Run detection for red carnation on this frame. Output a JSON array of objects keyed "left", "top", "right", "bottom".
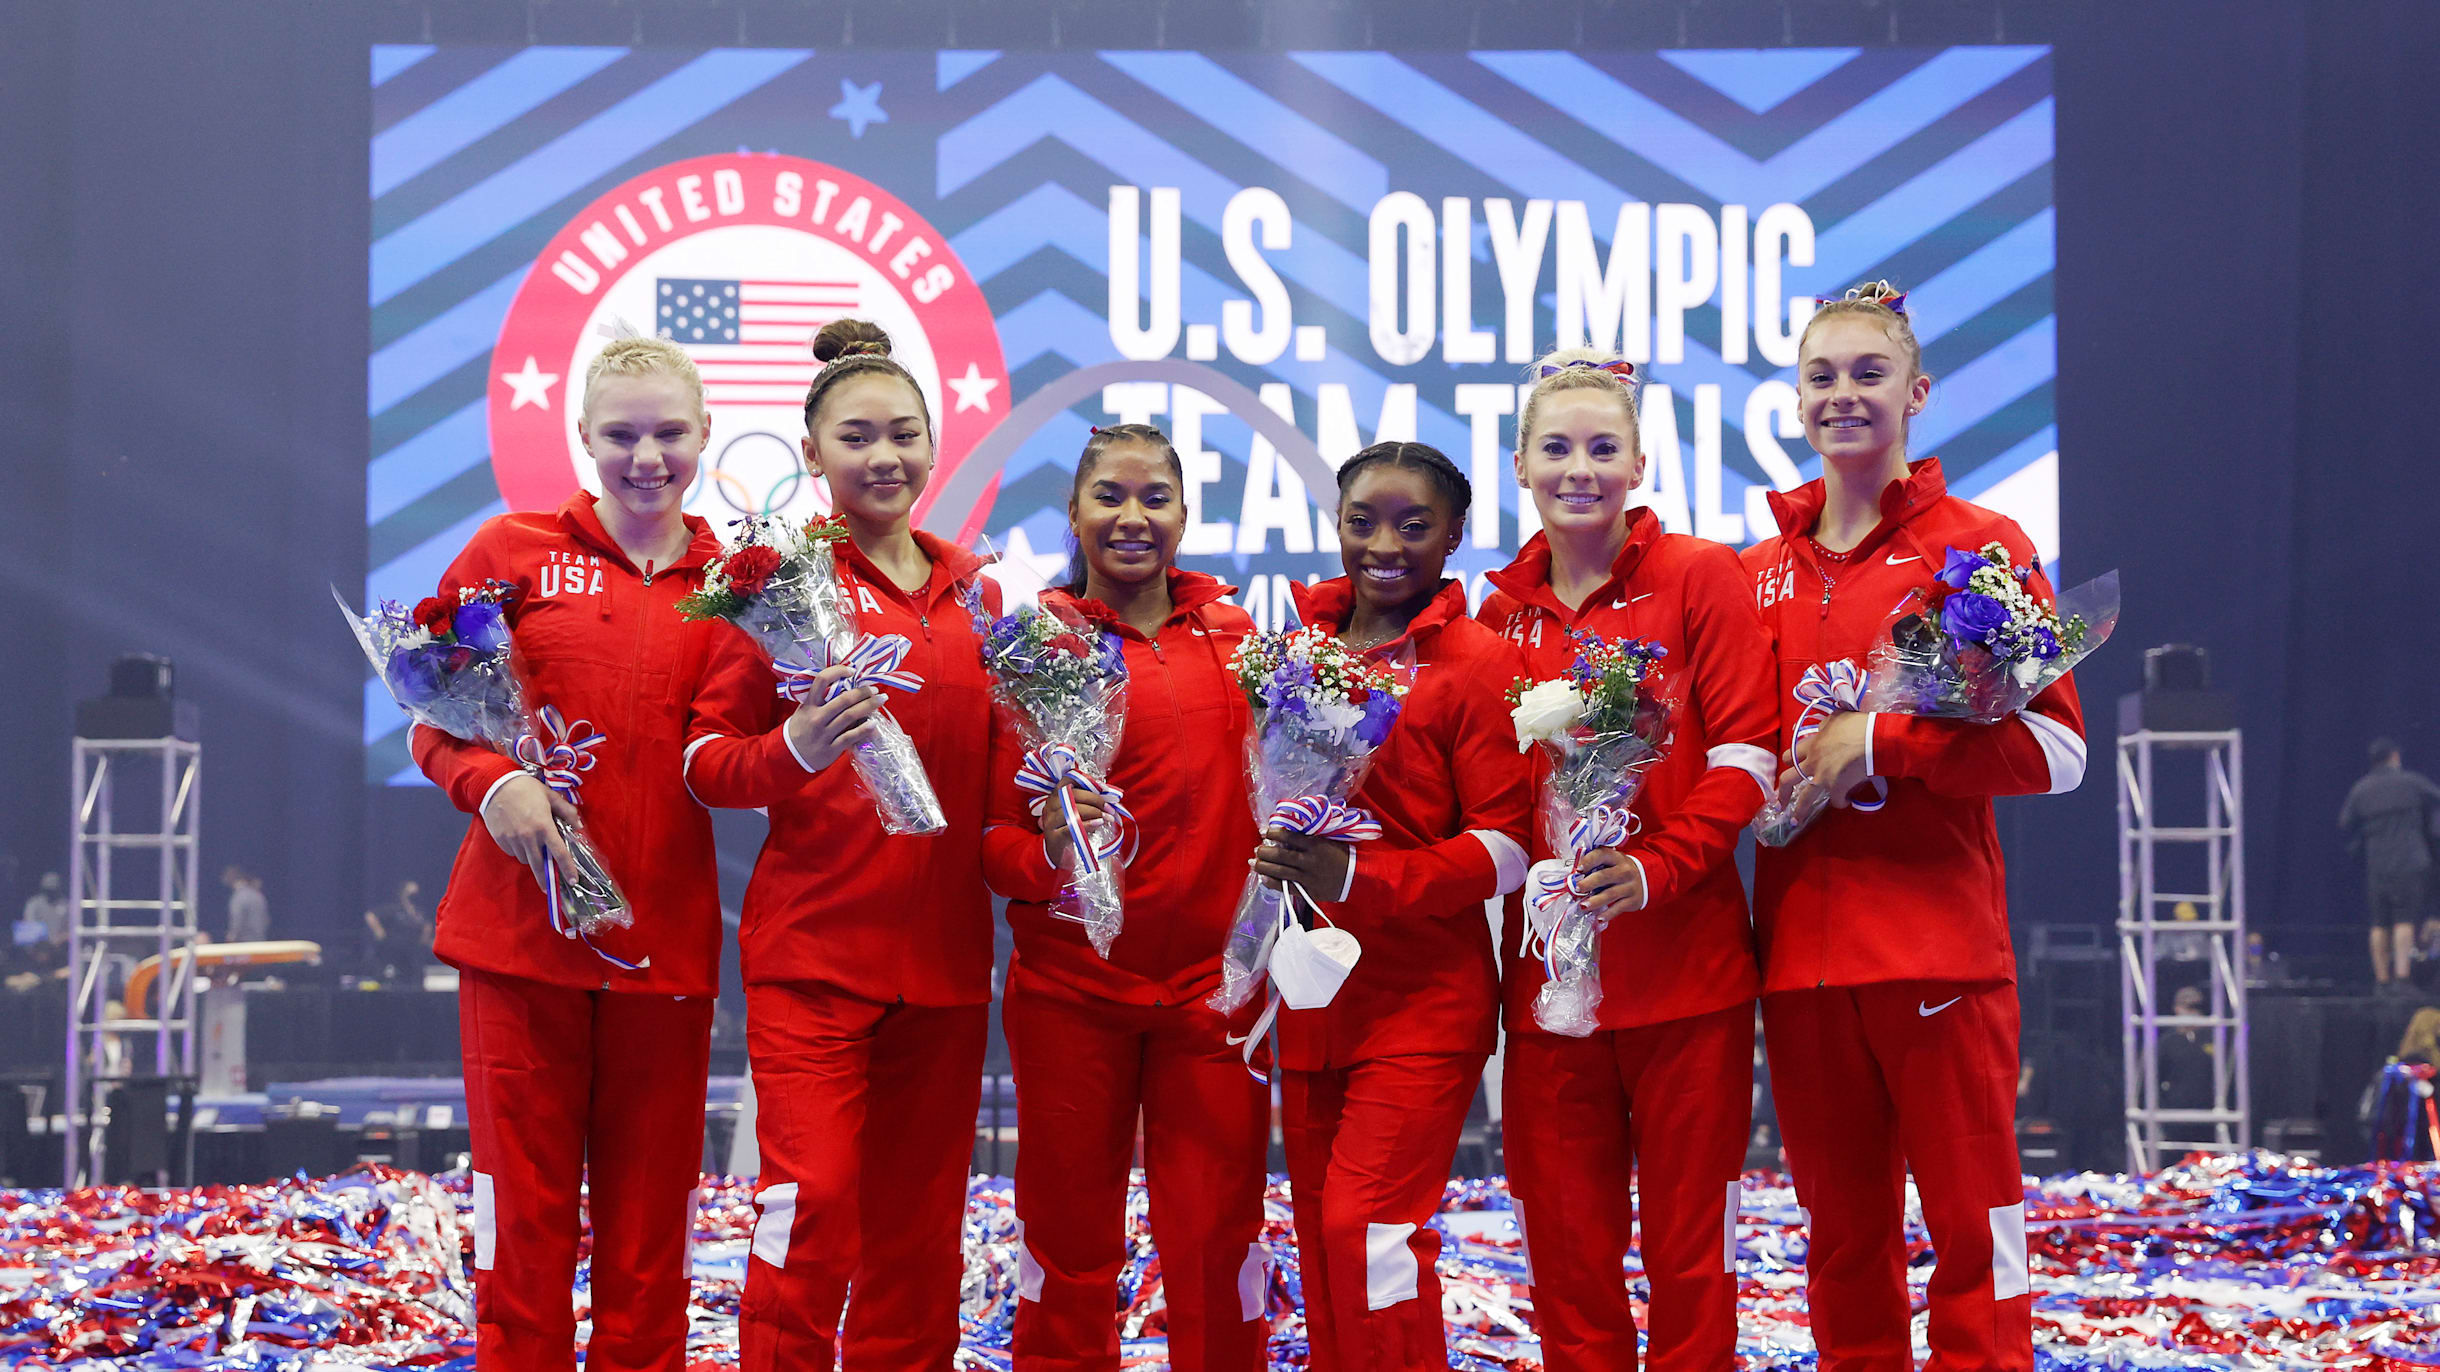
[
  {"left": 1047, "top": 633, "right": 1091, "bottom": 657},
  {"left": 412, "top": 595, "right": 455, "bottom": 638},
  {"left": 723, "top": 545, "right": 784, "bottom": 596}
]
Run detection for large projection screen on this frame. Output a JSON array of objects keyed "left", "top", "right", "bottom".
[{"left": 367, "top": 45, "right": 2055, "bottom": 782}]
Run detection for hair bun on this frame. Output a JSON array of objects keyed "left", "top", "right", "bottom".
[{"left": 811, "top": 318, "right": 893, "bottom": 365}]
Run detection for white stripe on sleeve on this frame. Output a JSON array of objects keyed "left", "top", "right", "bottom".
[
  {"left": 1469, "top": 829, "right": 1530, "bottom": 896},
  {"left": 2017, "top": 710, "right": 2087, "bottom": 794},
  {"left": 681, "top": 734, "right": 723, "bottom": 807},
  {"left": 1706, "top": 742, "right": 1777, "bottom": 797}
]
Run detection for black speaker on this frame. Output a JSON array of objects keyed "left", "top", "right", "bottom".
[
  {"left": 109, "top": 654, "right": 175, "bottom": 699},
  {"left": 2143, "top": 644, "right": 2209, "bottom": 691},
  {"left": 104, "top": 1076, "right": 175, "bottom": 1185},
  {"left": 263, "top": 1101, "right": 345, "bottom": 1180}
]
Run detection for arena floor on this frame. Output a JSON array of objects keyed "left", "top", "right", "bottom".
[{"left": 3, "top": 1154, "right": 2434, "bottom": 1368}]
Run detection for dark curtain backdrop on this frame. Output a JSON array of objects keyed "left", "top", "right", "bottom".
[{"left": 1, "top": 1, "right": 2432, "bottom": 946}]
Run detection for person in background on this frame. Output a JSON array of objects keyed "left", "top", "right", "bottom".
[
  {"left": 18, "top": 872, "right": 67, "bottom": 949},
  {"left": 361, "top": 880, "right": 431, "bottom": 979},
  {"left": 2156, "top": 984, "right": 2216, "bottom": 1111},
  {"left": 221, "top": 866, "right": 268, "bottom": 944},
  {"left": 2341, "top": 737, "right": 2440, "bottom": 991}
]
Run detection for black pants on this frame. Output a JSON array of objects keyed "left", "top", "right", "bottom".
[{"left": 2370, "top": 869, "right": 2429, "bottom": 925}]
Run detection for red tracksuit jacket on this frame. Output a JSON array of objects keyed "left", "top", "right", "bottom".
[
  {"left": 1274, "top": 578, "right": 1533, "bottom": 1071},
  {"left": 684, "top": 531, "right": 1003, "bottom": 1004},
  {"left": 1740, "top": 459, "right": 2088, "bottom": 992},
  {"left": 411, "top": 492, "right": 729, "bottom": 996},
  {"left": 1478, "top": 513, "right": 1779, "bottom": 1032},
  {"left": 981, "top": 570, "right": 1259, "bottom": 1007}
]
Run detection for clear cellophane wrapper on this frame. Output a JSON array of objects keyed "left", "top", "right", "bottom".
[
  {"left": 982, "top": 601, "right": 1130, "bottom": 956},
  {"left": 1208, "top": 722, "right": 1385, "bottom": 1015},
  {"left": 1752, "top": 569, "right": 2121, "bottom": 847},
  {"left": 1529, "top": 725, "right": 1663, "bottom": 1037},
  {"left": 732, "top": 546, "right": 947, "bottom": 836},
  {"left": 337, "top": 592, "right": 629, "bottom": 938}
]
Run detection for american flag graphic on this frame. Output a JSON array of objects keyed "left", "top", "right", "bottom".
[{"left": 655, "top": 276, "right": 858, "bottom": 407}]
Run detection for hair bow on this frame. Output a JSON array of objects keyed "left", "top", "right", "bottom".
[
  {"left": 1538, "top": 358, "right": 1639, "bottom": 380},
  {"left": 1813, "top": 281, "right": 1909, "bottom": 317}
]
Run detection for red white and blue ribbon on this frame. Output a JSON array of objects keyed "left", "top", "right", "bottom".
[
  {"left": 513, "top": 704, "right": 601, "bottom": 800},
  {"left": 510, "top": 706, "right": 640, "bottom": 970},
  {"left": 771, "top": 632, "right": 925, "bottom": 704},
  {"left": 1264, "top": 795, "right": 1383, "bottom": 843},
  {"left": 1017, "top": 742, "right": 1137, "bottom": 877},
  {"left": 1233, "top": 796, "right": 1385, "bottom": 1084},
  {"left": 1525, "top": 805, "right": 1636, "bottom": 971},
  {"left": 1790, "top": 659, "right": 1886, "bottom": 813}
]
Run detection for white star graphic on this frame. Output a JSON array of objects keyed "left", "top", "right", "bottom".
[
  {"left": 947, "top": 362, "right": 999, "bottom": 414},
  {"left": 979, "top": 524, "right": 1072, "bottom": 605},
  {"left": 501, "top": 355, "right": 560, "bottom": 411}
]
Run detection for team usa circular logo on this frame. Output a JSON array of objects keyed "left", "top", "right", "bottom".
[{"left": 489, "top": 153, "right": 1009, "bottom": 535}]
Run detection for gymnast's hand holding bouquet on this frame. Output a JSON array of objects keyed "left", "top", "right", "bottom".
[
  {"left": 341, "top": 582, "right": 631, "bottom": 951},
  {"left": 1207, "top": 627, "right": 1409, "bottom": 1017},
  {"left": 677, "top": 512, "right": 946, "bottom": 834},
  {"left": 968, "top": 585, "right": 1132, "bottom": 956},
  {"left": 1508, "top": 633, "right": 1675, "bottom": 1036},
  {"left": 1752, "top": 542, "right": 2118, "bottom": 845}
]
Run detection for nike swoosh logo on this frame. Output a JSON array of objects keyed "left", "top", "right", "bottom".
[
  {"left": 1608, "top": 593, "right": 1656, "bottom": 609},
  {"left": 1886, "top": 555, "right": 1921, "bottom": 566},
  {"left": 1918, "top": 996, "right": 1962, "bottom": 1017}
]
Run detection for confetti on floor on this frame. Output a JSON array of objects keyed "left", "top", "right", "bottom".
[{"left": 4, "top": 1154, "right": 2437, "bottom": 1368}]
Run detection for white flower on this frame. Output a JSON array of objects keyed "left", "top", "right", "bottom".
[
  {"left": 1310, "top": 699, "right": 1364, "bottom": 737},
  {"left": 1510, "top": 679, "right": 1587, "bottom": 751}
]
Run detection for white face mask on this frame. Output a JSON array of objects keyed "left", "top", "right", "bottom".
[{"left": 1270, "top": 919, "right": 1362, "bottom": 1010}]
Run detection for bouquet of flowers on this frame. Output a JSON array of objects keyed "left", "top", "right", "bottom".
[
  {"left": 968, "top": 588, "right": 1133, "bottom": 957},
  {"left": 1209, "top": 628, "right": 1409, "bottom": 1016},
  {"left": 1508, "top": 632, "right": 1674, "bottom": 1036},
  {"left": 336, "top": 582, "right": 631, "bottom": 945},
  {"left": 1753, "top": 545, "right": 2120, "bottom": 846},
  {"left": 677, "top": 515, "right": 946, "bottom": 835}
]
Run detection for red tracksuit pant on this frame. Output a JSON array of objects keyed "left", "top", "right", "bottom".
[
  {"left": 739, "top": 981, "right": 988, "bottom": 1370},
  {"left": 1002, "top": 962, "right": 1272, "bottom": 1371},
  {"left": 457, "top": 968, "right": 715, "bottom": 1372},
  {"left": 1500, "top": 1002, "right": 1753, "bottom": 1372},
  {"left": 1280, "top": 1053, "right": 1484, "bottom": 1372},
  {"left": 1762, "top": 982, "right": 2031, "bottom": 1372}
]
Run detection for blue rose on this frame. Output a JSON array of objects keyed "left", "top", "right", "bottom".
[
  {"left": 1940, "top": 591, "right": 2011, "bottom": 646},
  {"left": 1356, "top": 691, "right": 1401, "bottom": 747},
  {"left": 386, "top": 646, "right": 449, "bottom": 706},
  {"left": 452, "top": 600, "right": 510, "bottom": 655},
  {"left": 1937, "top": 547, "right": 1986, "bottom": 591}
]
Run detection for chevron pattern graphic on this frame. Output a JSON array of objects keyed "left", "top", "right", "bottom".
[{"left": 367, "top": 44, "right": 2053, "bottom": 782}]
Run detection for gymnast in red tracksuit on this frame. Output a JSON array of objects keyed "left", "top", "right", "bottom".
[
  {"left": 1475, "top": 349, "right": 1779, "bottom": 1372},
  {"left": 682, "top": 320, "right": 1004, "bottom": 1370},
  {"left": 413, "top": 336, "right": 729, "bottom": 1372},
  {"left": 1740, "top": 283, "right": 2087, "bottom": 1372},
  {"left": 1252, "top": 441, "right": 1532, "bottom": 1372},
  {"left": 980, "top": 423, "right": 1271, "bottom": 1372}
]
